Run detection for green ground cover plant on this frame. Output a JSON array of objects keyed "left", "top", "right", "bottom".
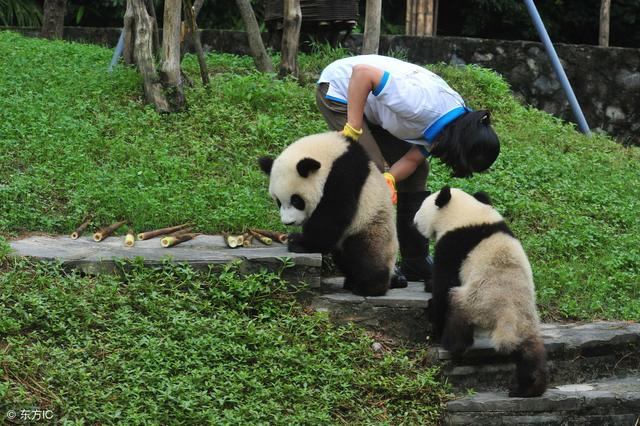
[{"left": 0, "top": 259, "right": 446, "bottom": 424}]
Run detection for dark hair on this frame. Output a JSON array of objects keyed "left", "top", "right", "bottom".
[{"left": 429, "top": 109, "right": 500, "bottom": 178}]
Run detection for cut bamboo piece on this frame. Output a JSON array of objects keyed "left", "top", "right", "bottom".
[
  {"left": 171, "top": 227, "right": 193, "bottom": 237},
  {"left": 93, "top": 220, "right": 127, "bottom": 242},
  {"left": 71, "top": 217, "right": 92, "bottom": 239},
  {"left": 137, "top": 223, "right": 192, "bottom": 240},
  {"left": 124, "top": 227, "right": 136, "bottom": 247},
  {"left": 242, "top": 232, "right": 253, "bottom": 247},
  {"left": 222, "top": 232, "right": 244, "bottom": 248},
  {"left": 161, "top": 233, "right": 200, "bottom": 248},
  {"left": 250, "top": 228, "right": 288, "bottom": 244},
  {"left": 248, "top": 229, "right": 272, "bottom": 245}
]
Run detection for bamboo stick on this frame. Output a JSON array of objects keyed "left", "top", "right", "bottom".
[
  {"left": 248, "top": 229, "right": 272, "bottom": 245},
  {"left": 93, "top": 220, "right": 127, "bottom": 242},
  {"left": 161, "top": 233, "right": 200, "bottom": 248},
  {"left": 222, "top": 232, "right": 244, "bottom": 248},
  {"left": 70, "top": 217, "right": 92, "bottom": 240},
  {"left": 242, "top": 232, "right": 253, "bottom": 247},
  {"left": 408, "top": 0, "right": 417, "bottom": 35},
  {"left": 249, "top": 228, "right": 288, "bottom": 244},
  {"left": 425, "top": 0, "right": 435, "bottom": 36},
  {"left": 137, "top": 223, "right": 193, "bottom": 240},
  {"left": 124, "top": 227, "right": 136, "bottom": 247},
  {"left": 416, "top": 0, "right": 425, "bottom": 36}
]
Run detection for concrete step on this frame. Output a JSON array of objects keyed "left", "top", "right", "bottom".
[
  {"left": 440, "top": 322, "right": 640, "bottom": 392},
  {"left": 445, "top": 375, "right": 640, "bottom": 425},
  {"left": 312, "top": 277, "right": 432, "bottom": 342},
  {"left": 313, "top": 278, "right": 640, "bottom": 391},
  {"left": 8, "top": 234, "right": 322, "bottom": 287}
]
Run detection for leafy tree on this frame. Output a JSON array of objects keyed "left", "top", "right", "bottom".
[{"left": 0, "top": 0, "right": 42, "bottom": 26}]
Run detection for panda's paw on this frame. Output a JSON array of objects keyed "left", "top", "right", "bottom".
[
  {"left": 287, "top": 233, "right": 309, "bottom": 253},
  {"left": 390, "top": 270, "right": 408, "bottom": 289}
]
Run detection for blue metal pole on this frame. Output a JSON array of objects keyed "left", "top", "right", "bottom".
[
  {"left": 108, "top": 28, "right": 126, "bottom": 73},
  {"left": 523, "top": 0, "right": 591, "bottom": 135}
]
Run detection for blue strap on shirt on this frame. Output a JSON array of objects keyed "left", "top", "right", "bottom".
[{"left": 419, "top": 106, "right": 472, "bottom": 156}]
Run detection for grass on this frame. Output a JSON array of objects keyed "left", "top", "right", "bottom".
[
  {"left": 0, "top": 30, "right": 638, "bottom": 423},
  {"left": 0, "top": 259, "right": 446, "bottom": 424}
]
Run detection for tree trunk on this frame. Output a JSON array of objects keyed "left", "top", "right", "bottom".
[
  {"left": 193, "top": 0, "right": 205, "bottom": 16},
  {"left": 123, "top": 0, "right": 135, "bottom": 65},
  {"left": 279, "top": 0, "right": 302, "bottom": 79},
  {"left": 131, "top": 0, "right": 170, "bottom": 112},
  {"left": 161, "top": 0, "right": 186, "bottom": 111},
  {"left": 599, "top": 0, "right": 611, "bottom": 47},
  {"left": 145, "top": 0, "right": 161, "bottom": 56},
  {"left": 362, "top": 0, "right": 381, "bottom": 54},
  {"left": 40, "top": 0, "right": 67, "bottom": 40},
  {"left": 183, "top": 0, "right": 210, "bottom": 85},
  {"left": 235, "top": 0, "right": 273, "bottom": 72}
]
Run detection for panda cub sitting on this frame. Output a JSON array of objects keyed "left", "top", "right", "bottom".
[
  {"left": 259, "top": 131, "right": 399, "bottom": 296},
  {"left": 414, "top": 186, "right": 548, "bottom": 398}
]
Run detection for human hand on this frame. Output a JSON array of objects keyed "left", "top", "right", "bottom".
[
  {"left": 383, "top": 172, "right": 397, "bottom": 205},
  {"left": 342, "top": 123, "right": 363, "bottom": 141}
]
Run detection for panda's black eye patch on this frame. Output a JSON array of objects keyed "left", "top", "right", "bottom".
[
  {"left": 275, "top": 198, "right": 282, "bottom": 208},
  {"left": 291, "top": 194, "right": 305, "bottom": 210}
]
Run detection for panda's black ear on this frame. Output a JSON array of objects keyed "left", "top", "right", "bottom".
[
  {"left": 297, "top": 158, "right": 321, "bottom": 177},
  {"left": 473, "top": 191, "right": 492, "bottom": 205},
  {"left": 258, "top": 156, "right": 274, "bottom": 175},
  {"left": 435, "top": 185, "right": 451, "bottom": 208}
]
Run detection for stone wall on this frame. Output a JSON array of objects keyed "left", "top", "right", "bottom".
[
  {"left": 4, "top": 26, "right": 639, "bottom": 145},
  {"left": 373, "top": 35, "right": 640, "bottom": 146}
]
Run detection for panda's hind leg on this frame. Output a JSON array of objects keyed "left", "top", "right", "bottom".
[
  {"left": 441, "top": 290, "right": 474, "bottom": 357},
  {"left": 340, "top": 233, "right": 390, "bottom": 297},
  {"left": 509, "top": 335, "right": 548, "bottom": 398}
]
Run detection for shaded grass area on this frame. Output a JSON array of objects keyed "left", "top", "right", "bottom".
[{"left": 0, "top": 259, "right": 446, "bottom": 424}]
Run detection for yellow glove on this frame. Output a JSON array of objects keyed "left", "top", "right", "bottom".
[
  {"left": 383, "top": 172, "right": 397, "bottom": 205},
  {"left": 342, "top": 123, "right": 363, "bottom": 141}
]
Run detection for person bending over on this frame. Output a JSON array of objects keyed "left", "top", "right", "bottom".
[{"left": 316, "top": 55, "right": 500, "bottom": 285}]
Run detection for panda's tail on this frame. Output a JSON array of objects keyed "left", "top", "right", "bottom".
[{"left": 509, "top": 335, "right": 548, "bottom": 398}]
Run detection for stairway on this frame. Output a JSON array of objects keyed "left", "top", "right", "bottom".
[{"left": 314, "top": 277, "right": 640, "bottom": 425}]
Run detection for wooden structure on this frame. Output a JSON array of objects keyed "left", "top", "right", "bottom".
[
  {"left": 264, "top": 0, "right": 358, "bottom": 47},
  {"left": 406, "top": 0, "right": 437, "bottom": 36}
]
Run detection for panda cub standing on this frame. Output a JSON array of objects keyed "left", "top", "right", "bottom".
[
  {"left": 414, "top": 186, "right": 548, "bottom": 397},
  {"left": 258, "top": 131, "right": 399, "bottom": 296}
]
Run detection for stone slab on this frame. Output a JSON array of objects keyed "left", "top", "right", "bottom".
[
  {"left": 320, "top": 277, "right": 431, "bottom": 308},
  {"left": 440, "top": 322, "right": 640, "bottom": 392},
  {"left": 9, "top": 235, "right": 322, "bottom": 287},
  {"left": 445, "top": 376, "right": 640, "bottom": 425},
  {"left": 313, "top": 278, "right": 432, "bottom": 342},
  {"left": 438, "top": 321, "right": 640, "bottom": 361}
]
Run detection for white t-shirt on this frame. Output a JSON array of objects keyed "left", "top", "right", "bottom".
[{"left": 318, "top": 55, "right": 466, "bottom": 150}]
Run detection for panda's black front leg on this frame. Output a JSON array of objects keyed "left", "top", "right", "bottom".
[
  {"left": 287, "top": 232, "right": 312, "bottom": 253},
  {"left": 331, "top": 249, "right": 354, "bottom": 290}
]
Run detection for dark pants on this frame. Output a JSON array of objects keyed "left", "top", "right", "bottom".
[{"left": 315, "top": 83, "right": 429, "bottom": 193}]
